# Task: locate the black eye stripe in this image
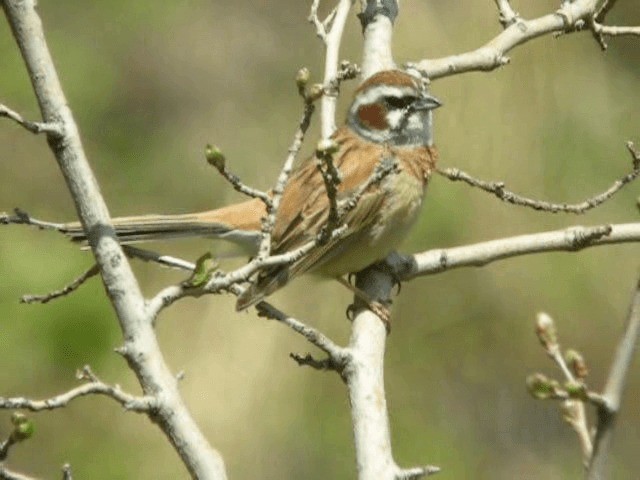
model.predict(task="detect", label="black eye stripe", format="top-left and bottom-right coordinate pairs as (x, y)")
top-left (385, 96), bottom-right (415, 109)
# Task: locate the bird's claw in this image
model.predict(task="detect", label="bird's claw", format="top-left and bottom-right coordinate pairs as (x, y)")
top-left (345, 300), bottom-right (391, 334)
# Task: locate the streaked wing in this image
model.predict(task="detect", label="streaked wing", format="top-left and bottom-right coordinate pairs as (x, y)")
top-left (236, 128), bottom-right (391, 309)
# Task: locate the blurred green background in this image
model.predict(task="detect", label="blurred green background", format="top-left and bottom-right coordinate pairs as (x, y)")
top-left (1, 1), bottom-right (639, 478)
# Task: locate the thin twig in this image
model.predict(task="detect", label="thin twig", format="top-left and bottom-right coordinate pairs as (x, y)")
top-left (0, 366), bottom-right (154, 413)
top-left (319, 0), bottom-right (353, 138)
top-left (436, 142), bottom-right (640, 214)
top-left (289, 353), bottom-right (343, 372)
top-left (0, 103), bottom-right (62, 136)
top-left (123, 246), bottom-right (196, 271)
top-left (0, 208), bottom-right (66, 231)
top-left (595, 0), bottom-right (619, 23)
top-left (61, 465), bottom-right (72, 480)
top-left (20, 264), bottom-right (100, 304)
top-left (205, 146), bottom-right (272, 205)
top-left (0, 467), bottom-right (37, 480)
top-left (308, 0), bottom-right (328, 41)
top-left (593, 22), bottom-right (640, 37)
top-left (493, 0), bottom-right (518, 28)
top-left (534, 313), bottom-right (592, 464)
top-left (338, 155), bottom-right (398, 216)
top-left (396, 465), bottom-right (441, 479)
top-left (316, 140), bottom-right (343, 240)
top-left (411, 0), bottom-right (639, 80)
top-left (256, 302), bottom-right (350, 366)
top-left (257, 99), bottom-right (316, 260)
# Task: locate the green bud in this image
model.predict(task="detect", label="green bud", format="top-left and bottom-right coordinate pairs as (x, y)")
top-left (183, 252), bottom-right (218, 288)
top-left (10, 413), bottom-right (34, 442)
top-left (205, 144), bottom-right (226, 170)
top-left (526, 373), bottom-right (557, 400)
top-left (564, 380), bottom-right (587, 400)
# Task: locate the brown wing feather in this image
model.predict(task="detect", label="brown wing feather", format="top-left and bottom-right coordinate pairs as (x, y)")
top-left (236, 128), bottom-right (392, 310)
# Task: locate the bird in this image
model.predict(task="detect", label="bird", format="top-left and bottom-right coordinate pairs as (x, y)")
top-left (62, 69), bottom-right (441, 311)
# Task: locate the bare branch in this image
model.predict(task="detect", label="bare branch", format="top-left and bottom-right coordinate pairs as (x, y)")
top-left (20, 264), bottom-right (99, 304)
top-left (396, 465), bottom-right (441, 479)
top-left (257, 302), bottom-right (350, 364)
top-left (588, 276), bottom-right (640, 478)
top-left (319, 0), bottom-right (353, 138)
top-left (359, 0), bottom-right (397, 78)
top-left (258, 97), bottom-right (316, 260)
top-left (437, 142), bottom-right (640, 214)
top-left (0, 208), bottom-right (66, 232)
top-left (146, 220), bottom-right (349, 318)
top-left (0, 467), bottom-right (37, 480)
top-left (61, 465), bottom-right (72, 480)
top-left (534, 313), bottom-right (592, 465)
top-left (0, 366), bottom-right (154, 413)
top-left (315, 139), bottom-right (343, 238)
top-left (595, 0), bottom-right (620, 23)
top-left (338, 155), bottom-right (398, 216)
top-left (122, 245), bottom-right (196, 271)
top-left (308, 0), bottom-right (330, 41)
top-left (0, 103), bottom-right (62, 136)
top-left (400, 223), bottom-right (640, 280)
top-left (494, 0), bottom-right (518, 28)
top-left (289, 352), bottom-right (344, 372)
top-left (410, 0), bottom-right (633, 80)
top-left (1, 2), bottom-right (228, 477)
top-left (592, 22), bottom-right (640, 37)
top-left (204, 145), bottom-right (272, 205)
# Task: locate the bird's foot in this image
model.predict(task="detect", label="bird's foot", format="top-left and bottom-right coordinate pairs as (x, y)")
top-left (340, 277), bottom-right (392, 334)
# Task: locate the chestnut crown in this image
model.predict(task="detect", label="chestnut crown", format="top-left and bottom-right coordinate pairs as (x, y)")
top-left (346, 70), bottom-right (441, 147)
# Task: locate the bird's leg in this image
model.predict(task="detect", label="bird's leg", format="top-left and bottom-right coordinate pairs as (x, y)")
top-left (337, 276), bottom-right (392, 333)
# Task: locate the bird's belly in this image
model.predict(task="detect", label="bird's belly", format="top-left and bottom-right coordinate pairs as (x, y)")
top-left (318, 171), bottom-right (425, 276)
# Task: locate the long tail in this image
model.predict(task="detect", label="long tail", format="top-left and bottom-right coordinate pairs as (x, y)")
top-left (61, 198), bottom-right (265, 252)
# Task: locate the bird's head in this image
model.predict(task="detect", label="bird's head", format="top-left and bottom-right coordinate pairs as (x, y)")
top-left (347, 70), bottom-right (441, 147)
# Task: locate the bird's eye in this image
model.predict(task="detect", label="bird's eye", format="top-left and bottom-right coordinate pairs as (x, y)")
top-left (385, 96), bottom-right (414, 109)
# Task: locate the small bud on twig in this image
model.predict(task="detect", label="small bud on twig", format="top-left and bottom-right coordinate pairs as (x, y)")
top-left (306, 83), bottom-right (325, 102)
top-left (565, 349), bottom-right (589, 379)
top-left (205, 144), bottom-right (226, 170)
top-left (296, 67), bottom-right (311, 95)
top-left (10, 413), bottom-right (34, 442)
top-left (535, 311), bottom-right (558, 352)
top-left (526, 373), bottom-right (559, 400)
top-left (564, 380), bottom-right (588, 400)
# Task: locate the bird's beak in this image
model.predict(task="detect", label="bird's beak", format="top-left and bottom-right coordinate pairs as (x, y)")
top-left (414, 94), bottom-right (442, 111)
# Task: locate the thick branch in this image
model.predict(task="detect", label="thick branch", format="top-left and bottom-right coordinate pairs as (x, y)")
top-left (399, 223), bottom-right (640, 280)
top-left (1, 2), bottom-right (227, 478)
top-left (412, 0), bottom-right (605, 79)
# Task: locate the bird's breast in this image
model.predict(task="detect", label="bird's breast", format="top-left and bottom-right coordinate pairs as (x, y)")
top-left (318, 167), bottom-right (426, 277)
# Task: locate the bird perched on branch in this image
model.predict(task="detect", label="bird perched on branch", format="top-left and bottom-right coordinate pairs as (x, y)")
top-left (63, 70), bottom-right (441, 310)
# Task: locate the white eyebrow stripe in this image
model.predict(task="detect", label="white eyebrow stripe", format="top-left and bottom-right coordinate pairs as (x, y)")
top-left (352, 85), bottom-right (416, 108)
